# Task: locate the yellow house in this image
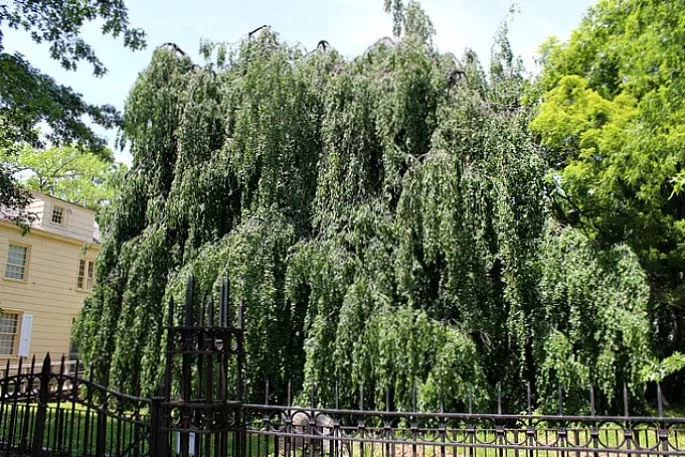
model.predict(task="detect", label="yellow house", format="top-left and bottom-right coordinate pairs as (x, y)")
top-left (0, 192), bottom-right (100, 365)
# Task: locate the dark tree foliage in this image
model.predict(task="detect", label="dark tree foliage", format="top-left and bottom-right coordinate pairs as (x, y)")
top-left (0, 0), bottom-right (145, 216)
top-left (75, 2), bottom-right (652, 414)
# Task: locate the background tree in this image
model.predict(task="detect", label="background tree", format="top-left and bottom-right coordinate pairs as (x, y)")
top-left (2, 145), bottom-right (127, 213)
top-left (530, 0), bottom-right (685, 398)
top-left (0, 0), bottom-right (145, 217)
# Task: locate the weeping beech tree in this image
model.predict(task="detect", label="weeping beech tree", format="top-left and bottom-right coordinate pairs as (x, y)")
top-left (75, 2), bottom-right (653, 413)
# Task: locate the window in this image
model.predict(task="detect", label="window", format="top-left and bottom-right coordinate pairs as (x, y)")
top-left (5, 244), bottom-right (28, 280)
top-left (51, 206), bottom-right (64, 225)
top-left (0, 313), bottom-right (19, 355)
top-left (77, 259), bottom-right (95, 291)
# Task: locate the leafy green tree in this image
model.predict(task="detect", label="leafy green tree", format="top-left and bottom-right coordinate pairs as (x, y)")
top-left (0, 0), bottom-right (144, 216)
top-left (74, 1), bottom-right (654, 413)
top-left (2, 145), bottom-right (127, 211)
top-left (530, 0), bottom-right (685, 363)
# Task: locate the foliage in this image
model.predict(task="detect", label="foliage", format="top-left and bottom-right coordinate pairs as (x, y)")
top-left (530, 0), bottom-right (685, 361)
top-left (643, 353), bottom-right (685, 384)
top-left (75, 2), bottom-right (654, 413)
top-left (0, 171), bottom-right (32, 227)
top-left (2, 145), bottom-right (125, 211)
top-left (0, 0), bottom-right (144, 216)
top-left (536, 224), bottom-right (651, 412)
top-left (0, 0), bottom-right (145, 151)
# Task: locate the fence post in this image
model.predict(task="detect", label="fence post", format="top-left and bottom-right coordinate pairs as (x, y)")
top-left (30, 354), bottom-right (51, 457)
top-left (95, 411), bottom-right (106, 457)
top-left (150, 396), bottom-right (167, 457)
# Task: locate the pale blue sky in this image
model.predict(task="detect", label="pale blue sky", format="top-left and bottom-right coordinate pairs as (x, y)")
top-left (3, 0), bottom-right (595, 164)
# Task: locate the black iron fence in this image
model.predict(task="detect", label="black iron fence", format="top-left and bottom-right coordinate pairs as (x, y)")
top-left (4, 357), bottom-right (685, 457)
top-left (242, 403), bottom-right (685, 457)
top-left (0, 355), bottom-right (150, 456)
top-left (2, 275), bottom-right (685, 457)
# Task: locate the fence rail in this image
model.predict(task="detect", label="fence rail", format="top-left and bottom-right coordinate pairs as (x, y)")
top-left (240, 402), bottom-right (685, 457)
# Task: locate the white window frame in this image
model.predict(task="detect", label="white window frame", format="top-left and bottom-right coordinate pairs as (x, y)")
top-left (50, 204), bottom-right (66, 226)
top-left (76, 258), bottom-right (96, 292)
top-left (0, 311), bottom-right (21, 356)
top-left (4, 243), bottom-right (29, 282)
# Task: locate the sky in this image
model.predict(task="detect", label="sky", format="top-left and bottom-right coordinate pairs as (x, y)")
top-left (3, 0), bottom-right (595, 165)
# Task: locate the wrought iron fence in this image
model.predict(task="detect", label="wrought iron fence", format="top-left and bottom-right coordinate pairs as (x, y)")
top-left (236, 379), bottom-right (685, 457)
top-left (2, 274), bottom-right (685, 457)
top-left (3, 360), bottom-right (685, 457)
top-left (242, 403), bottom-right (685, 457)
top-left (0, 354), bottom-right (150, 456)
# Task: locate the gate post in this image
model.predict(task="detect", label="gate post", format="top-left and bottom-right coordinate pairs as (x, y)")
top-left (31, 354), bottom-right (51, 457)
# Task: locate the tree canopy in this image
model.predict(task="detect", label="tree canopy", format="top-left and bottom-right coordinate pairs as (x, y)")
top-left (74, 1), bottom-right (656, 414)
top-left (530, 0), bottom-right (685, 371)
top-left (0, 0), bottom-right (145, 152)
top-left (2, 145), bottom-right (127, 212)
top-left (0, 0), bottom-right (144, 220)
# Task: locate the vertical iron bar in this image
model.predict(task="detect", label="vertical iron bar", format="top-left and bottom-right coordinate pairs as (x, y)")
top-left (286, 380), bottom-right (292, 457)
top-left (527, 382), bottom-right (534, 457)
top-left (150, 397), bottom-right (162, 457)
top-left (439, 384), bottom-right (446, 457)
top-left (359, 384), bottom-right (364, 457)
top-left (496, 382), bottom-right (503, 457)
top-left (334, 380), bottom-right (340, 457)
top-left (412, 383), bottom-right (417, 457)
top-left (624, 384), bottom-right (632, 457)
top-left (385, 385), bottom-right (391, 457)
top-left (207, 296), bottom-right (214, 404)
top-left (6, 357), bottom-right (21, 457)
top-left (68, 359), bottom-right (79, 454)
top-left (20, 356), bottom-right (36, 453)
top-left (54, 356), bottom-right (65, 453)
top-left (195, 298), bottom-right (205, 457)
top-left (95, 411), bottom-right (106, 457)
top-left (181, 274), bottom-right (194, 457)
top-left (82, 394), bottom-right (91, 457)
top-left (238, 300), bottom-right (245, 402)
top-left (219, 278), bottom-right (228, 401)
top-left (468, 386), bottom-right (474, 457)
top-left (30, 354), bottom-right (51, 457)
top-left (166, 297), bottom-right (174, 402)
top-left (134, 377), bottom-right (142, 457)
top-left (0, 361), bottom-right (6, 451)
top-left (558, 385), bottom-right (566, 457)
top-left (238, 299), bottom-right (246, 457)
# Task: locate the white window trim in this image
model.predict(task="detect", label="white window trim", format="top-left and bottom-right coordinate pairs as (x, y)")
top-left (4, 242), bottom-right (30, 283)
top-left (76, 258), bottom-right (96, 292)
top-left (49, 203), bottom-right (66, 227)
top-left (0, 310), bottom-right (22, 357)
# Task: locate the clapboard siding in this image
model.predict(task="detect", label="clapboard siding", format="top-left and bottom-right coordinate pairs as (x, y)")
top-left (27, 192), bottom-right (97, 243)
top-left (0, 205), bottom-right (99, 364)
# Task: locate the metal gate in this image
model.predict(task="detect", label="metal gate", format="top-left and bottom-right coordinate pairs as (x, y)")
top-left (150, 275), bottom-right (245, 457)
